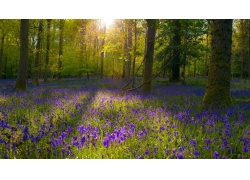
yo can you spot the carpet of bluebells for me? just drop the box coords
[0,77,250,159]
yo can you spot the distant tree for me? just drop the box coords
[100,23,106,79]
[33,20,43,85]
[57,19,65,80]
[0,33,5,80]
[14,19,29,90]
[202,20,233,108]
[44,19,51,82]
[141,19,156,93]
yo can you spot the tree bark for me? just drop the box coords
[141,19,156,93]
[33,20,43,85]
[44,19,51,82]
[0,34,5,80]
[170,20,181,82]
[202,19,233,108]
[132,19,137,88]
[14,19,29,90]
[125,20,132,82]
[57,19,64,80]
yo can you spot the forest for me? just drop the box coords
[1,19,250,159]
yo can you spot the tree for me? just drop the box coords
[33,20,43,85]
[125,20,132,82]
[202,20,233,108]
[100,23,106,79]
[141,19,156,93]
[57,19,65,80]
[170,20,181,82]
[132,19,137,88]
[14,19,29,90]
[44,19,51,82]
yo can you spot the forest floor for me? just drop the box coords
[0,77,250,159]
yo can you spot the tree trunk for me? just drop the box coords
[33,20,43,85]
[204,31,209,77]
[141,19,156,93]
[44,19,51,82]
[125,20,132,82]
[57,19,64,80]
[248,20,250,81]
[0,34,5,80]
[100,24,106,79]
[202,19,233,108]
[170,20,181,82]
[132,19,137,88]
[14,19,29,90]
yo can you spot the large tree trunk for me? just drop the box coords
[141,19,156,93]
[0,34,5,80]
[132,19,137,88]
[202,19,233,108]
[44,19,51,82]
[14,19,29,90]
[100,24,106,79]
[33,20,43,85]
[57,19,64,80]
[170,20,181,82]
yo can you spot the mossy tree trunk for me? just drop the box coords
[33,20,43,85]
[44,19,51,82]
[141,19,156,93]
[202,19,233,108]
[57,19,64,80]
[14,19,29,90]
[170,20,181,82]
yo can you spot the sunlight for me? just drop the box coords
[101,19,114,28]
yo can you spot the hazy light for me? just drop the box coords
[101,19,114,28]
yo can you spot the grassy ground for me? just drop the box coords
[0,77,250,159]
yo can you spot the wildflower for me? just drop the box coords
[194,150,200,157]
[103,138,110,148]
[22,126,29,134]
[78,125,86,134]
[165,149,170,156]
[173,131,178,137]
[72,136,79,147]
[222,156,228,159]
[205,138,211,150]
[213,151,220,159]
[177,152,184,159]
[154,146,158,153]
[243,146,248,153]
[190,139,197,148]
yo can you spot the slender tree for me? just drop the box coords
[141,19,156,93]
[100,23,106,79]
[202,19,233,108]
[14,19,29,90]
[132,19,137,88]
[125,20,132,82]
[33,20,43,85]
[57,19,65,80]
[0,33,5,79]
[44,19,51,82]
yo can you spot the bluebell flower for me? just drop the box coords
[244,145,248,153]
[213,151,220,159]
[190,139,197,148]
[78,125,86,134]
[194,150,200,157]
[177,152,184,159]
[72,136,79,147]
[103,137,110,148]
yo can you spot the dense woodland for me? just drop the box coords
[1,19,250,159]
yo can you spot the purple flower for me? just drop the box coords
[177,152,184,159]
[194,150,200,157]
[205,138,211,150]
[103,137,110,148]
[213,151,220,159]
[190,139,197,148]
[78,125,86,134]
[72,136,79,146]
[165,149,170,156]
[244,146,248,153]
[22,126,29,134]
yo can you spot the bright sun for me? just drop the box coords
[101,19,114,28]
